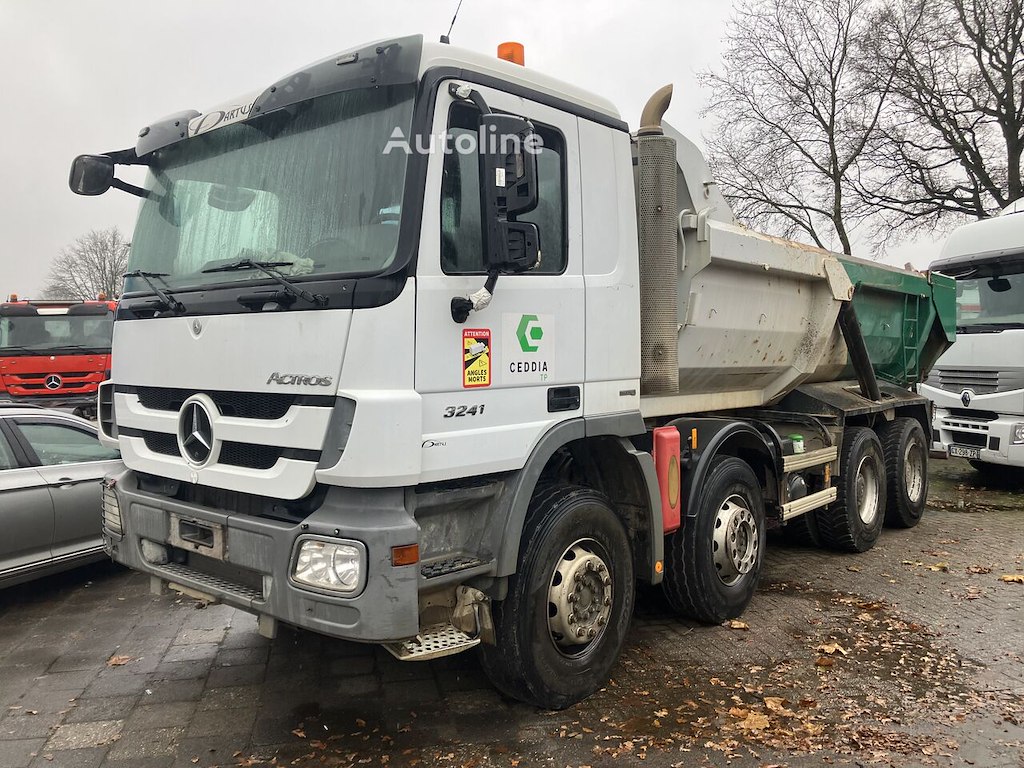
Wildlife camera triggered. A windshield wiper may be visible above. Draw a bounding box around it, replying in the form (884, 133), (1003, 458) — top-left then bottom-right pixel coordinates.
(124, 270), (186, 314)
(201, 259), (328, 307)
(47, 344), (108, 353)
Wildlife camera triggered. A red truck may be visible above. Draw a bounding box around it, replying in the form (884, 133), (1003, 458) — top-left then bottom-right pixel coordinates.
(0, 297), (115, 417)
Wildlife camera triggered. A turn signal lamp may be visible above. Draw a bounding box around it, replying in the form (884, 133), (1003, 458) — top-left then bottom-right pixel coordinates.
(498, 41), (525, 66)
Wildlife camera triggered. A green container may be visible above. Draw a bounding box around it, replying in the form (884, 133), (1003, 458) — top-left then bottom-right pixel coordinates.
(838, 256), (957, 387)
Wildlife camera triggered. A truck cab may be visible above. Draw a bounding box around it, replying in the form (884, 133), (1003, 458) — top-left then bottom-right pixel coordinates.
(0, 298), (115, 416)
(921, 204), (1024, 472)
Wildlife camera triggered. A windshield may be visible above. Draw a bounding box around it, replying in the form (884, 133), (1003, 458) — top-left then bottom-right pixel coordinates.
(126, 85), (415, 293)
(0, 311), (113, 354)
(955, 264), (1024, 331)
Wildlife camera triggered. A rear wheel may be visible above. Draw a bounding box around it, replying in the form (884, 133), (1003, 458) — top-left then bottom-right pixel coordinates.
(818, 427), (886, 552)
(478, 486), (635, 710)
(879, 418), (928, 528)
(662, 457), (766, 624)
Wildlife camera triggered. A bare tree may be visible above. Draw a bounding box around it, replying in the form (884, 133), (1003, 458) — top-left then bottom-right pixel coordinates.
(43, 227), (129, 300)
(860, 0), (1024, 231)
(702, 0), (890, 254)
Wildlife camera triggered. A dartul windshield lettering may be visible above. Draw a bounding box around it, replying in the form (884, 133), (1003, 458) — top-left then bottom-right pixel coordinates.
(188, 99), (258, 137)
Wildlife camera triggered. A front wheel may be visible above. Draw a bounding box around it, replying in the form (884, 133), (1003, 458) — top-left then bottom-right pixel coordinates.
(879, 418), (928, 528)
(478, 486), (635, 710)
(662, 457), (766, 624)
(818, 427), (886, 552)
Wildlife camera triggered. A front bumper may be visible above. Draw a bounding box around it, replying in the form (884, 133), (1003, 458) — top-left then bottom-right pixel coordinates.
(103, 469), (421, 641)
(932, 408), (1024, 467)
(0, 391), (98, 410)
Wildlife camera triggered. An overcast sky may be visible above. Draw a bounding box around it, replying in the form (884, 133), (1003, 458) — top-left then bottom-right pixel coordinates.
(0, 0), (935, 298)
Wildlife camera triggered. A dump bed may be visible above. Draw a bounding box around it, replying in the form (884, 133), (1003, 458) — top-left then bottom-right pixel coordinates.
(637, 125), (956, 417)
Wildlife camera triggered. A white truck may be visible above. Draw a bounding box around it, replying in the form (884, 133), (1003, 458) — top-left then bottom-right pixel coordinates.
(70, 35), (955, 709)
(921, 201), (1024, 473)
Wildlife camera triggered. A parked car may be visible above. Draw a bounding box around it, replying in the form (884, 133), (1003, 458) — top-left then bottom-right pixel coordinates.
(0, 404), (122, 588)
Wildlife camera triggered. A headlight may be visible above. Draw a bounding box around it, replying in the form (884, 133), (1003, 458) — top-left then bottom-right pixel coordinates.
(291, 539), (364, 594)
(1012, 423), (1024, 445)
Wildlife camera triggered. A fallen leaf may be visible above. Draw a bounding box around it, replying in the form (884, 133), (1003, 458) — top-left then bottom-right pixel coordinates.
(728, 707), (749, 719)
(816, 642), (849, 656)
(926, 562), (950, 572)
(966, 565), (992, 574)
(106, 655), (133, 667)
(999, 574), (1024, 584)
(846, 565), (861, 572)
(726, 620), (749, 630)
(763, 696), (794, 715)
(737, 712), (770, 731)
(291, 728), (306, 738)
(815, 656), (834, 667)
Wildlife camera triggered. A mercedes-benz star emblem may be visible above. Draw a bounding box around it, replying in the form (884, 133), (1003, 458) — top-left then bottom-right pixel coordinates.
(44, 374), (63, 390)
(179, 400), (214, 465)
(961, 389), (973, 407)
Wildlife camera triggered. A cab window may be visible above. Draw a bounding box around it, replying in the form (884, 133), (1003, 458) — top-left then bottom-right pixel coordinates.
(441, 103), (566, 275)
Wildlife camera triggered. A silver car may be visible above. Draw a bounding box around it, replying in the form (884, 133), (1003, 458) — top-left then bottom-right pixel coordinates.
(0, 405), (122, 587)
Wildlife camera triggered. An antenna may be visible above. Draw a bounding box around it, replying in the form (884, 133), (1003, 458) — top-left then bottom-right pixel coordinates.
(440, 0), (465, 44)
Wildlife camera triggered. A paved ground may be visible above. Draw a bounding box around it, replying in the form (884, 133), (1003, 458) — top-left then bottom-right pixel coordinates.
(1, 458), (1021, 768)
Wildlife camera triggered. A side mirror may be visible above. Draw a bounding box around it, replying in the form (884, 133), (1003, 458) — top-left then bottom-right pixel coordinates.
(502, 221), (541, 272)
(479, 114), (541, 273)
(69, 155), (114, 196)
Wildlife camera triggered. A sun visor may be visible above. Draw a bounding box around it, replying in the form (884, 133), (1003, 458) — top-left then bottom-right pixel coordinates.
(134, 35), (422, 158)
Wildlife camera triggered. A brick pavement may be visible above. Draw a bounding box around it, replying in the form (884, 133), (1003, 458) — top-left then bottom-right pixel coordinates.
(0, 458), (1021, 767)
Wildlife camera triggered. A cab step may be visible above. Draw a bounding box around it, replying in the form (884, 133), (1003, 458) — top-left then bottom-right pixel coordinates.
(384, 623), (481, 662)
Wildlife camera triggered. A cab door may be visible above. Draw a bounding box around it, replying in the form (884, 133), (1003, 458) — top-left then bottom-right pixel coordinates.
(0, 422), (55, 583)
(414, 81), (583, 483)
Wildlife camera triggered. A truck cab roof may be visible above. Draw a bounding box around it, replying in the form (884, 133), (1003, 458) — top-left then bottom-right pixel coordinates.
(135, 34), (626, 158)
(931, 208), (1024, 274)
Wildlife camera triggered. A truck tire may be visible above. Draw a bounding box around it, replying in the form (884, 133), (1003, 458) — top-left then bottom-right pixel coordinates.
(879, 418), (928, 528)
(662, 457), (765, 624)
(478, 485), (635, 710)
(818, 427), (886, 552)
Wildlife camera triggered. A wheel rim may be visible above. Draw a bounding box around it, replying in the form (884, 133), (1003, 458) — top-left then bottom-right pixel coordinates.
(855, 453), (881, 525)
(903, 438), (924, 503)
(547, 539), (613, 657)
(712, 494), (760, 586)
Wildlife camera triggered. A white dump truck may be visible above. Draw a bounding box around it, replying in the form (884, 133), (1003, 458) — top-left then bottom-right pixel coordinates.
(71, 35), (955, 709)
(921, 202), (1024, 473)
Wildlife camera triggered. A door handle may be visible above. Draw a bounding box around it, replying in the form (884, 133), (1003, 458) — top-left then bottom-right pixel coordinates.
(547, 386), (581, 413)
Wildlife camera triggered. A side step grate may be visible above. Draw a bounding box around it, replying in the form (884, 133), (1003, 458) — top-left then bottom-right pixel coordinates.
(420, 555), (486, 579)
(384, 623), (481, 662)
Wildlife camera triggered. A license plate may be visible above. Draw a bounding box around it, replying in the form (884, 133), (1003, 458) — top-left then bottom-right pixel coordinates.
(949, 445), (981, 460)
(169, 514), (225, 560)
